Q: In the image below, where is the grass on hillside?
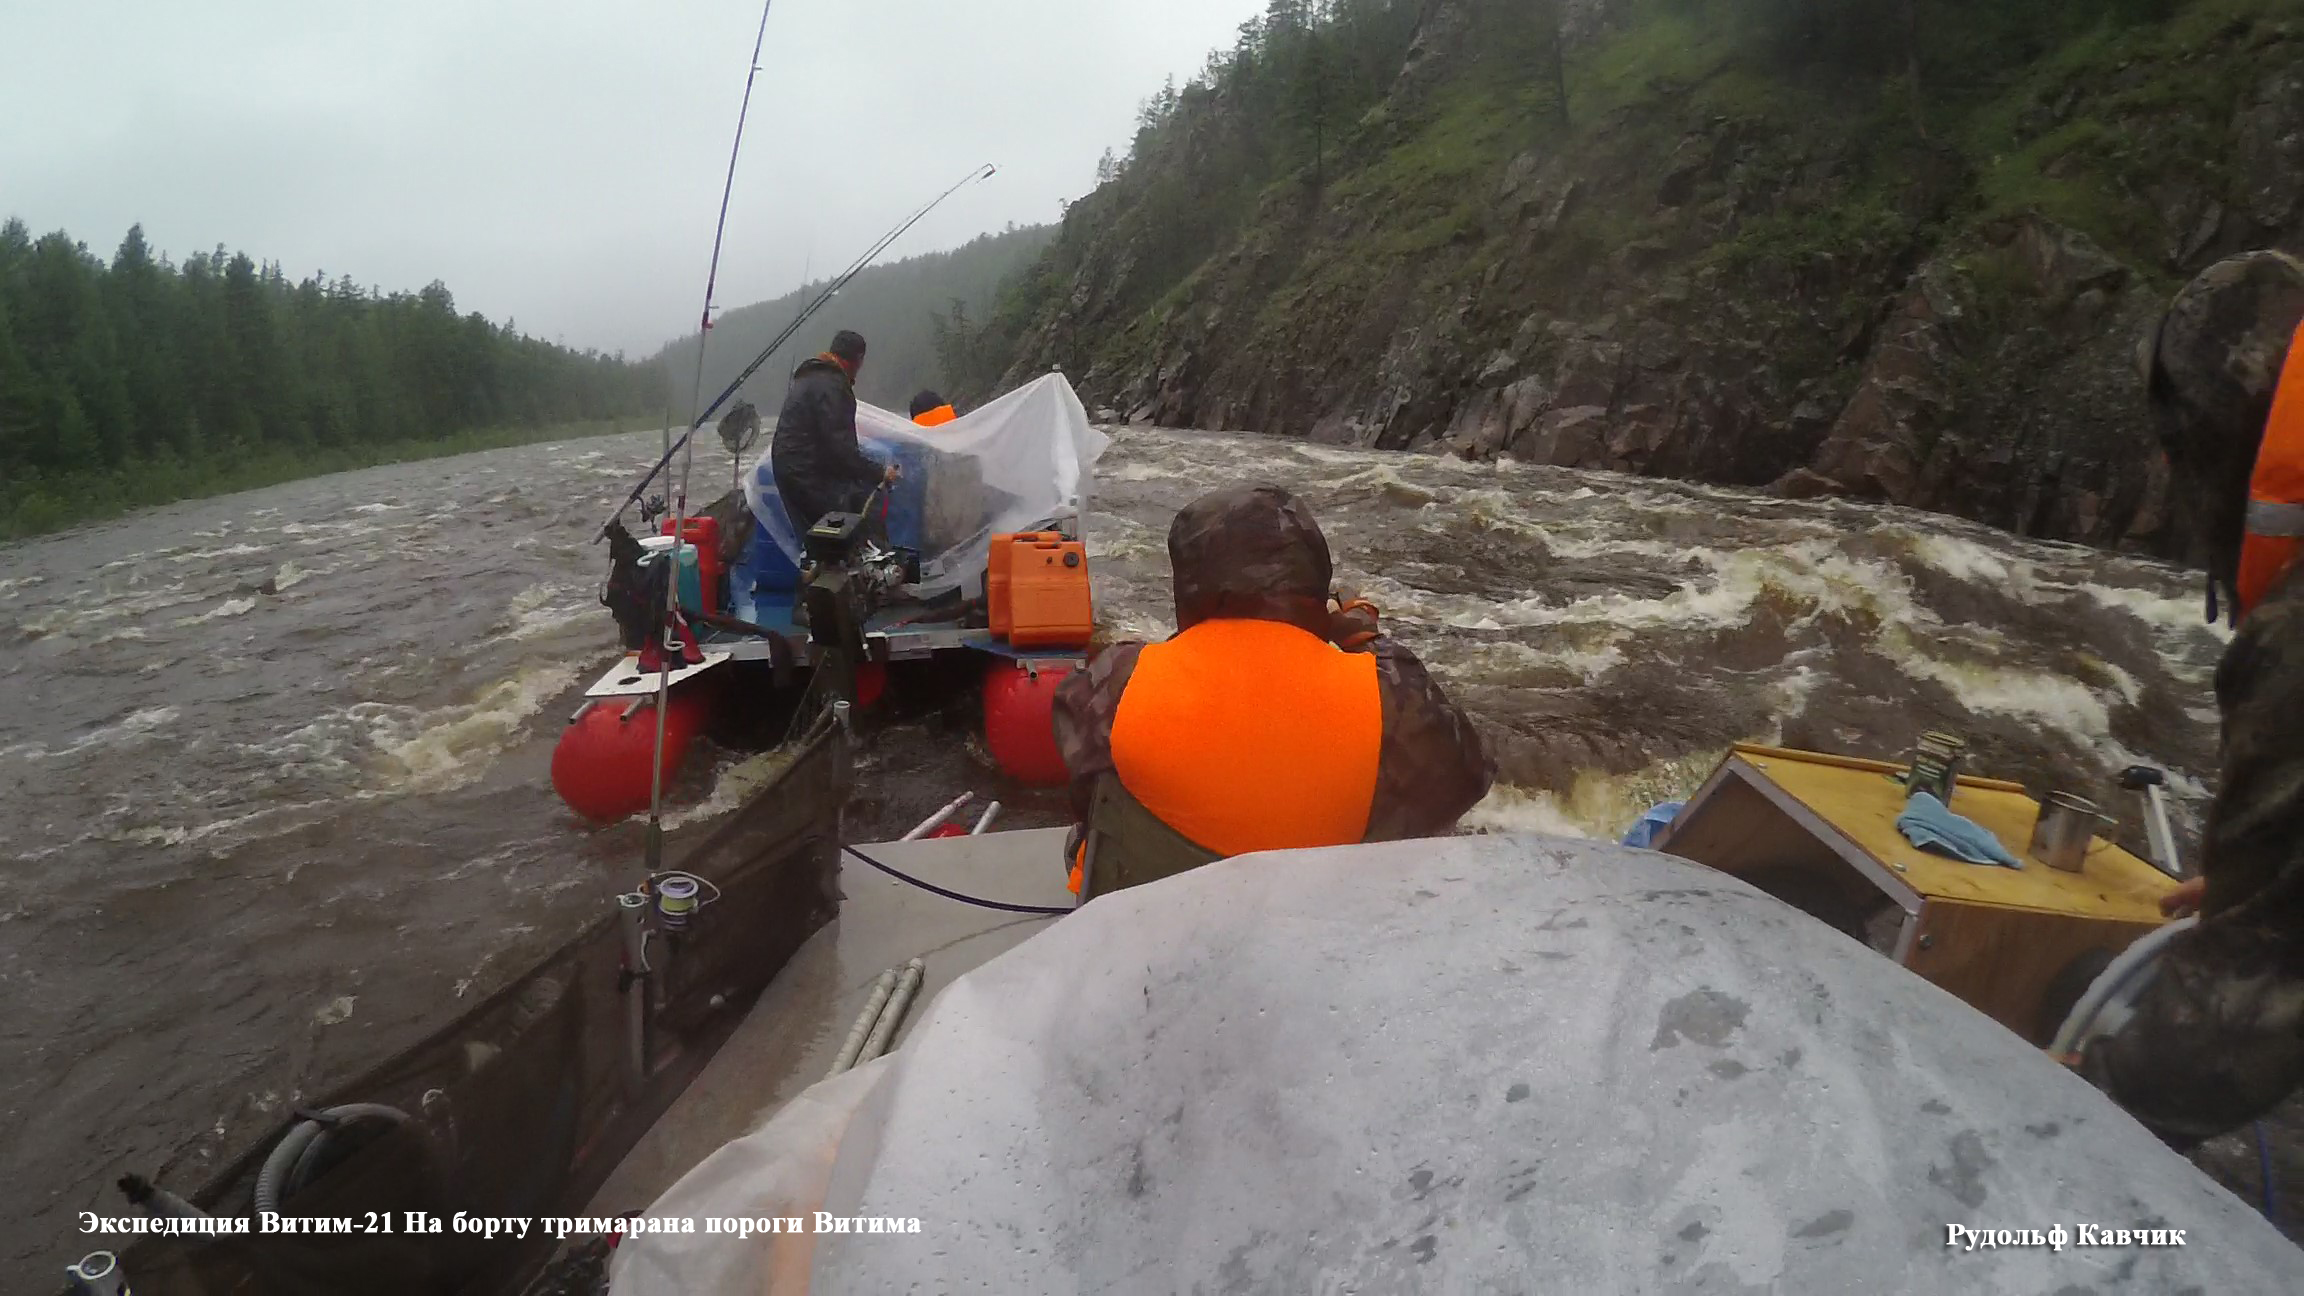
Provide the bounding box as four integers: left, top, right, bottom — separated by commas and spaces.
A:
0, 417, 650, 542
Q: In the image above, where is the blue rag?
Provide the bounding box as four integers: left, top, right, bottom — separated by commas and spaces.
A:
1895, 791, 2021, 868
1620, 801, 1686, 850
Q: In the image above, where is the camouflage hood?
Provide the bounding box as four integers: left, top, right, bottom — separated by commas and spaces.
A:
2147, 250, 2304, 613
1166, 485, 1333, 636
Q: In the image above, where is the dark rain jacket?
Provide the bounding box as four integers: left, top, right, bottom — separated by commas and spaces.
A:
771, 355, 882, 534
2083, 561, 2304, 1145
1052, 486, 1493, 851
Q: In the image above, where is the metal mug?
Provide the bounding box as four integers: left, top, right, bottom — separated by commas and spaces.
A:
2029, 792, 2106, 873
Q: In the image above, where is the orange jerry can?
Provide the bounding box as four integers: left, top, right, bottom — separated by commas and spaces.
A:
1007, 538, 1094, 648
988, 531, 1063, 637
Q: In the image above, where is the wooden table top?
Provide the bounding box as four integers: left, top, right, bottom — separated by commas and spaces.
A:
1726, 744, 2176, 923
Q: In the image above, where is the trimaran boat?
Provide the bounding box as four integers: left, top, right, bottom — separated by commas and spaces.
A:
56, 6, 2304, 1292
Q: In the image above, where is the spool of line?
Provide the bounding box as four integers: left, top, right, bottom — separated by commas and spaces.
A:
656, 875, 700, 929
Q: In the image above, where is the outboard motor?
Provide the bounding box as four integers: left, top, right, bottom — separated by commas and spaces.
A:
797, 507, 917, 663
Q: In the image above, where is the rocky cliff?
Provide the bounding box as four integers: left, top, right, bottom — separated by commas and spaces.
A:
970, 0, 2304, 556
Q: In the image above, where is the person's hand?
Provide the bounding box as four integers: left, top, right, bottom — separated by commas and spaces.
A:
1327, 589, 1380, 650
882, 463, 902, 484
2160, 875, 2207, 919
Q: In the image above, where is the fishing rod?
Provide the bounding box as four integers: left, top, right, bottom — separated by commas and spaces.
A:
646, 0, 777, 876
598, 160, 1000, 542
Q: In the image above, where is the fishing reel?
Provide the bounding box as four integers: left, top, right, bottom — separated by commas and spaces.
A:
796, 509, 918, 664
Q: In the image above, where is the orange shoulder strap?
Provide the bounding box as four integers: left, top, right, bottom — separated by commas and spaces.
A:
2239, 318, 2304, 617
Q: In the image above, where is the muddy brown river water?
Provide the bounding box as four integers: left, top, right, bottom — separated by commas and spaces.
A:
0, 423, 2246, 1284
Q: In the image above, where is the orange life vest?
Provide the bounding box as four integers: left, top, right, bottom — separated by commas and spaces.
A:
1108, 618, 1383, 858
2240, 317, 2304, 619
914, 404, 958, 427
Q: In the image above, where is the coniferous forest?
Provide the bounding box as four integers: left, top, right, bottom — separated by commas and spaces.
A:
0, 219, 665, 537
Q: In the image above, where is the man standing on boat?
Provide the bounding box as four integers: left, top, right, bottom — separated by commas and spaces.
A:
771, 329, 899, 534
1052, 484, 1494, 899
2074, 250, 2304, 1146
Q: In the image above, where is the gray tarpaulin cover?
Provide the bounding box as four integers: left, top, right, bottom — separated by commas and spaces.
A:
611, 836, 2304, 1293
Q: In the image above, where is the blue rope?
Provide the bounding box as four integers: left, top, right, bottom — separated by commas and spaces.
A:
2256, 1120, 2280, 1221
842, 844, 1071, 916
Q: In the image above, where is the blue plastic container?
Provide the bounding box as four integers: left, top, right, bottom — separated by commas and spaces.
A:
640, 537, 705, 616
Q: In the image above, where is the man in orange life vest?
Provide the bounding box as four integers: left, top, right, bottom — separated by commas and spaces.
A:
1051, 484, 1494, 899
909, 390, 959, 427
2075, 251, 2304, 1145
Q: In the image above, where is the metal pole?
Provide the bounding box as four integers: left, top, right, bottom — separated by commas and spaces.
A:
857, 958, 925, 1063
2141, 783, 2183, 879
828, 968, 899, 1078
901, 792, 974, 840
970, 801, 1002, 835
2119, 765, 2186, 880
618, 893, 651, 1092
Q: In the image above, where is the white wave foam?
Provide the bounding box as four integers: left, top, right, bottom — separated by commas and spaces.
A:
1766, 663, 1825, 724
1320, 464, 1442, 507
1459, 785, 1595, 839
1099, 460, 1188, 483
1087, 534, 1163, 562
12, 586, 211, 639
503, 583, 595, 641
1876, 625, 2116, 737
1426, 635, 1627, 687
2091, 658, 2144, 707
279, 519, 385, 541
1905, 532, 2022, 589
666, 749, 797, 829
381, 663, 581, 791
168, 542, 268, 563
2074, 580, 2231, 642
6, 706, 182, 763
271, 559, 330, 592
510, 602, 596, 641
173, 597, 256, 627
1464, 748, 1727, 841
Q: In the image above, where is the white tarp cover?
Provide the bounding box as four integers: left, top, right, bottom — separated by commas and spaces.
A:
611, 836, 2304, 1294
741, 372, 1109, 595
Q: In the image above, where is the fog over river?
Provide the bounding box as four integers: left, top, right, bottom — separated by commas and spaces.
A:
0, 424, 2233, 1284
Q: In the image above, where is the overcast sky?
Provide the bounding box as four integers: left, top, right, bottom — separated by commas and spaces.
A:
2, 0, 1265, 357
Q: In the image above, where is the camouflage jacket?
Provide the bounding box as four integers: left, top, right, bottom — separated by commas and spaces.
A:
2085, 562, 2304, 1144
1051, 484, 1493, 847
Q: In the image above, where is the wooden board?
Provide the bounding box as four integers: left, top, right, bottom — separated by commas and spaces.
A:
1722, 745, 2174, 922
1728, 743, 2028, 792
1659, 756, 1919, 913
1903, 898, 2164, 1044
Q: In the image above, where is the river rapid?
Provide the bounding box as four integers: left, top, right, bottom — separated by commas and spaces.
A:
0, 424, 2234, 1285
